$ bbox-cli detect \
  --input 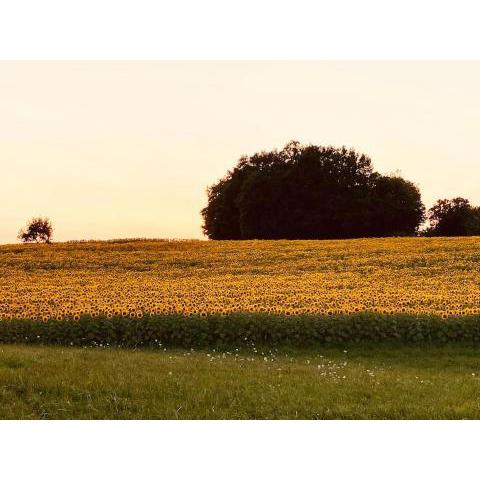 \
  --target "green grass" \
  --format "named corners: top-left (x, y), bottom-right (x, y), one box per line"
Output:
top-left (1, 344), bottom-right (480, 419)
